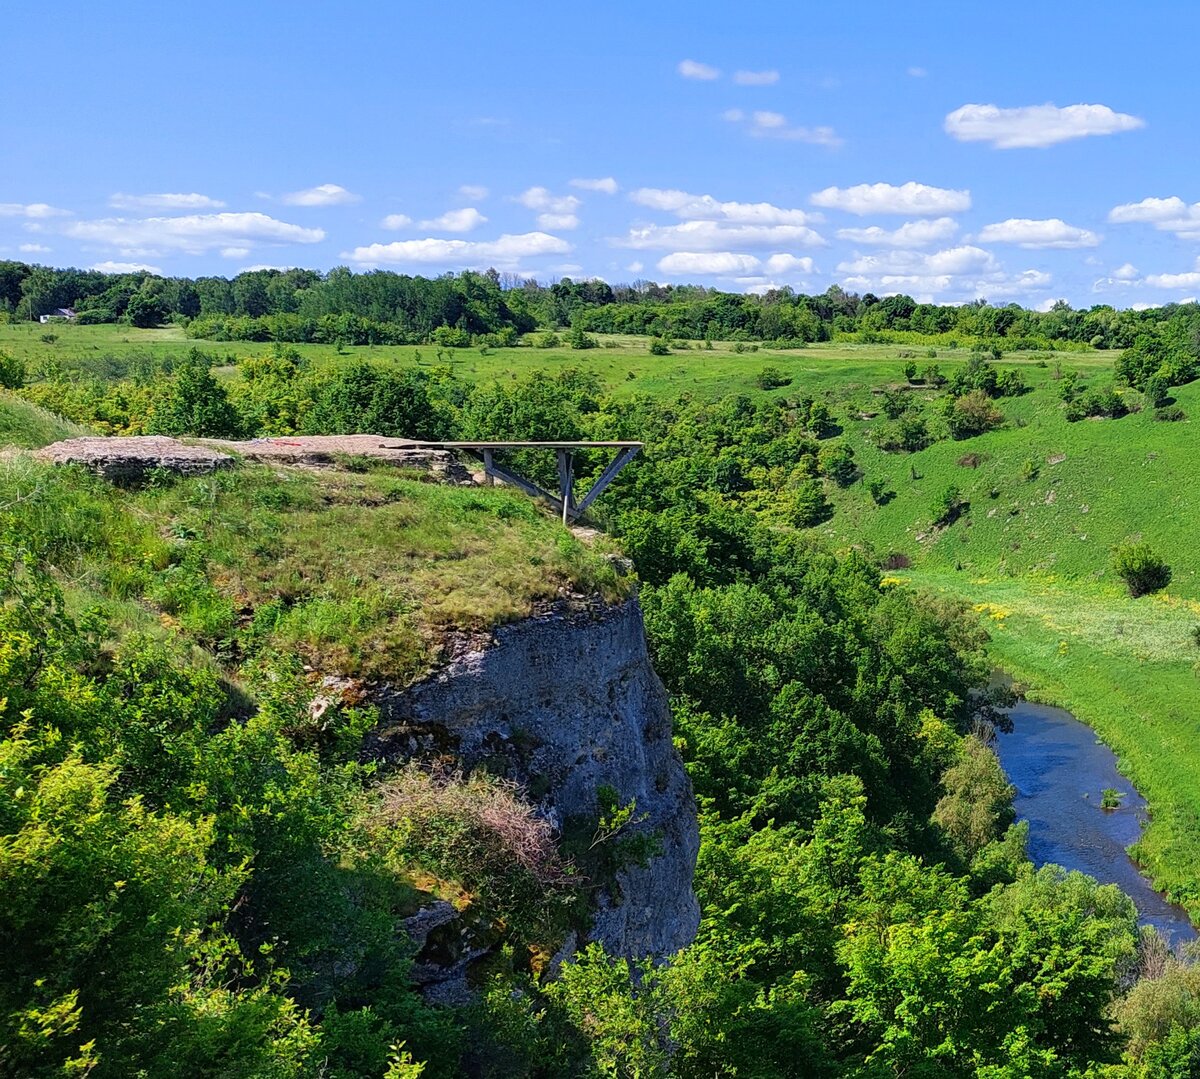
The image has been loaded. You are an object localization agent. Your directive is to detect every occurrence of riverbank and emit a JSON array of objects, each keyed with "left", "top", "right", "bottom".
[
  {"left": 908, "top": 569, "right": 1200, "bottom": 919},
  {"left": 995, "top": 697, "right": 1196, "bottom": 944}
]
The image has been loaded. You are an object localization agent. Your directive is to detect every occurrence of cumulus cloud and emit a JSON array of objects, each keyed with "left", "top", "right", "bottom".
[
  {"left": 281, "top": 183, "right": 360, "bottom": 206},
  {"left": 18, "top": 243, "right": 50, "bottom": 253},
  {"left": 724, "top": 109, "right": 842, "bottom": 146},
  {"left": 1145, "top": 271, "right": 1200, "bottom": 289},
  {"left": 92, "top": 260, "right": 163, "bottom": 275},
  {"left": 811, "top": 182, "right": 970, "bottom": 216},
  {"left": 458, "top": 184, "right": 489, "bottom": 201},
  {"left": 944, "top": 103, "right": 1145, "bottom": 149},
  {"left": 733, "top": 69, "right": 779, "bottom": 86},
  {"left": 627, "top": 261, "right": 644, "bottom": 274},
  {"left": 678, "top": 59, "right": 720, "bottom": 80},
  {"left": 109, "top": 192, "right": 225, "bottom": 210},
  {"left": 975, "top": 218, "right": 1101, "bottom": 249},
  {"left": 536, "top": 213, "right": 580, "bottom": 230},
  {"left": 763, "top": 253, "right": 814, "bottom": 274},
  {"left": 382, "top": 213, "right": 413, "bottom": 229},
  {"left": 570, "top": 177, "right": 619, "bottom": 194},
  {"left": 1035, "top": 298, "right": 1068, "bottom": 312},
  {"left": 63, "top": 212, "right": 325, "bottom": 254},
  {"left": 836, "top": 245, "right": 1049, "bottom": 301},
  {"left": 220, "top": 246, "right": 250, "bottom": 258},
  {"left": 1108, "top": 196, "right": 1200, "bottom": 238},
  {"left": 657, "top": 251, "right": 761, "bottom": 275},
  {"left": 343, "top": 231, "right": 570, "bottom": 268},
  {"left": 0, "top": 202, "right": 70, "bottom": 218},
  {"left": 629, "top": 188, "right": 818, "bottom": 226},
  {"left": 836, "top": 217, "right": 959, "bottom": 248},
  {"left": 419, "top": 207, "right": 488, "bottom": 232},
  {"left": 1112, "top": 262, "right": 1139, "bottom": 280},
  {"left": 618, "top": 220, "right": 826, "bottom": 251},
  {"left": 518, "top": 187, "right": 581, "bottom": 214}
]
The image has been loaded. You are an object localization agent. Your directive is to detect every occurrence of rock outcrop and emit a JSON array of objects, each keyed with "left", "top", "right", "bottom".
[
  {"left": 37, "top": 435, "right": 235, "bottom": 482},
  {"left": 368, "top": 597, "right": 700, "bottom": 964},
  {"left": 37, "top": 433, "right": 472, "bottom": 483}
]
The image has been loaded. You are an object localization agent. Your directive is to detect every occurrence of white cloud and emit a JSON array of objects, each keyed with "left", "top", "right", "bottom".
[
  {"left": 763, "top": 253, "right": 814, "bottom": 274},
  {"left": 63, "top": 212, "right": 325, "bottom": 254},
  {"left": 518, "top": 187, "right": 581, "bottom": 214},
  {"left": 723, "top": 109, "right": 842, "bottom": 146},
  {"left": 1035, "top": 297, "right": 1067, "bottom": 312},
  {"left": 343, "top": 231, "right": 570, "bottom": 268},
  {"left": 618, "top": 220, "right": 826, "bottom": 251},
  {"left": 627, "top": 261, "right": 644, "bottom": 273},
  {"left": 1112, "top": 262, "right": 1139, "bottom": 280},
  {"left": 419, "top": 207, "right": 488, "bottom": 232},
  {"left": 238, "top": 264, "right": 299, "bottom": 273},
  {"left": 839, "top": 246, "right": 998, "bottom": 277},
  {"left": 91, "top": 260, "right": 163, "bottom": 275},
  {"left": 1144, "top": 270, "right": 1200, "bottom": 289},
  {"left": 220, "top": 246, "right": 250, "bottom": 258},
  {"left": 733, "top": 69, "right": 779, "bottom": 86},
  {"left": 1108, "top": 196, "right": 1200, "bottom": 239},
  {"left": 975, "top": 218, "right": 1101, "bottom": 249},
  {"left": 569, "top": 177, "right": 619, "bottom": 194},
  {"left": 678, "top": 59, "right": 720, "bottom": 80},
  {"left": 629, "top": 188, "right": 818, "bottom": 226},
  {"left": 0, "top": 202, "right": 70, "bottom": 218},
  {"left": 109, "top": 192, "right": 225, "bottom": 210},
  {"left": 458, "top": 184, "right": 489, "bottom": 201},
  {"left": 836, "top": 246, "right": 1049, "bottom": 302},
  {"left": 18, "top": 243, "right": 50, "bottom": 253},
  {"left": 1130, "top": 302, "right": 1157, "bottom": 311},
  {"left": 382, "top": 213, "right": 413, "bottom": 229},
  {"left": 944, "top": 103, "right": 1145, "bottom": 149},
  {"left": 280, "top": 183, "right": 360, "bottom": 206},
  {"left": 657, "top": 251, "right": 761, "bottom": 275},
  {"left": 537, "top": 213, "right": 580, "bottom": 230},
  {"left": 811, "top": 181, "right": 970, "bottom": 215},
  {"left": 836, "top": 217, "right": 959, "bottom": 248},
  {"left": 907, "top": 66, "right": 928, "bottom": 78}
]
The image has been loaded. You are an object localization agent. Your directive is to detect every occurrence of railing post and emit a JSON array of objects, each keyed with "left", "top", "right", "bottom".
[{"left": 482, "top": 448, "right": 495, "bottom": 486}]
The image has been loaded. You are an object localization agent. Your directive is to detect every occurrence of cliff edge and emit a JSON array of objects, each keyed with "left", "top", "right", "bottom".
[{"left": 368, "top": 596, "right": 700, "bottom": 962}]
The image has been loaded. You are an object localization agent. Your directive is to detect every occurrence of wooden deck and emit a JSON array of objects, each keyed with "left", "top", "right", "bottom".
[{"left": 397, "top": 441, "right": 643, "bottom": 523}]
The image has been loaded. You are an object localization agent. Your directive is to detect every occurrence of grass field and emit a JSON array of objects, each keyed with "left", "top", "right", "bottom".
[{"left": 0, "top": 320, "right": 1119, "bottom": 402}]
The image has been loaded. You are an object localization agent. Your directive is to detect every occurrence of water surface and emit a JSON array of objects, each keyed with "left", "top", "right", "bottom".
[{"left": 994, "top": 698, "right": 1196, "bottom": 946}]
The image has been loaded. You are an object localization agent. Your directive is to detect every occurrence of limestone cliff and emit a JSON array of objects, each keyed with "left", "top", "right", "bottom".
[{"left": 367, "top": 596, "right": 700, "bottom": 963}]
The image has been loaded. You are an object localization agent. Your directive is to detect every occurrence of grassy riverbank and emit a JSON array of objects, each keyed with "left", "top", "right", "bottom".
[{"left": 909, "top": 569, "right": 1200, "bottom": 916}]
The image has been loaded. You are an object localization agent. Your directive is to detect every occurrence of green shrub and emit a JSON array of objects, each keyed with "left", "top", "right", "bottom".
[
  {"left": 755, "top": 366, "right": 791, "bottom": 391},
  {"left": 932, "top": 484, "right": 966, "bottom": 526},
  {"left": 0, "top": 349, "right": 26, "bottom": 390},
  {"left": 1155, "top": 404, "right": 1186, "bottom": 422},
  {"left": 1113, "top": 542, "right": 1172, "bottom": 597},
  {"left": 649, "top": 338, "right": 671, "bottom": 356}
]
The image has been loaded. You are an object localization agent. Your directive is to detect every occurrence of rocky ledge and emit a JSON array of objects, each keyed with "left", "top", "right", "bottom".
[{"left": 36, "top": 434, "right": 472, "bottom": 483}]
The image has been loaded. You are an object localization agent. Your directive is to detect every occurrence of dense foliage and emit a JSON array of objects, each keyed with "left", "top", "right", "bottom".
[
  {"left": 9, "top": 260, "right": 1200, "bottom": 355},
  {"left": 4, "top": 339, "right": 1200, "bottom": 1073}
]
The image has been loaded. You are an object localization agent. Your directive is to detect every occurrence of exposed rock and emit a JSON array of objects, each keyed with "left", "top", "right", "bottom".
[
  {"left": 368, "top": 597, "right": 700, "bottom": 963},
  {"left": 37, "top": 433, "right": 475, "bottom": 484},
  {"left": 200, "top": 434, "right": 473, "bottom": 482},
  {"left": 37, "top": 435, "right": 234, "bottom": 483}
]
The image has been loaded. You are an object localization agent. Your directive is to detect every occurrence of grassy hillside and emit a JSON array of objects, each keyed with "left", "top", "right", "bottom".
[
  {"left": 0, "top": 320, "right": 1117, "bottom": 401},
  {"left": 0, "top": 389, "right": 88, "bottom": 446},
  {"left": 0, "top": 454, "right": 627, "bottom": 686}
]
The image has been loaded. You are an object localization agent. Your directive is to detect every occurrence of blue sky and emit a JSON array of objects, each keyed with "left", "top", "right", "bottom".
[{"left": 4, "top": 0, "right": 1200, "bottom": 309}]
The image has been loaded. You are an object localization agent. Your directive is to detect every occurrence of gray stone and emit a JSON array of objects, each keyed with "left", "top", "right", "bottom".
[
  {"left": 36, "top": 436, "right": 234, "bottom": 483},
  {"left": 370, "top": 597, "right": 701, "bottom": 962}
]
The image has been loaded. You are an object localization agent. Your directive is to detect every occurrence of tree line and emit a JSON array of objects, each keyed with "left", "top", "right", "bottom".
[{"left": 3, "top": 259, "right": 1200, "bottom": 350}]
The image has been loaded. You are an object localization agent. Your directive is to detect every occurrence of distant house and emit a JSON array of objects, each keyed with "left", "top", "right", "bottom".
[{"left": 39, "top": 308, "right": 76, "bottom": 324}]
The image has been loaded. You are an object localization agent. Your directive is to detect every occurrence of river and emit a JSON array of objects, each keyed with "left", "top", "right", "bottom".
[{"left": 994, "top": 697, "right": 1196, "bottom": 946}]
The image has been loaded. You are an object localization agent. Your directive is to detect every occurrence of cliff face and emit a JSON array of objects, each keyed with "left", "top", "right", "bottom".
[{"left": 370, "top": 596, "right": 700, "bottom": 962}]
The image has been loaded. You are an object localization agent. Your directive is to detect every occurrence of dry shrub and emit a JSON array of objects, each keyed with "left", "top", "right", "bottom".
[
  {"left": 372, "top": 764, "right": 578, "bottom": 918},
  {"left": 882, "top": 551, "right": 912, "bottom": 570}
]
